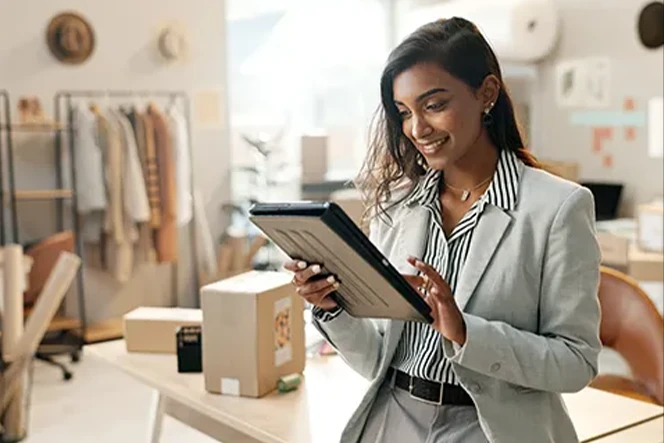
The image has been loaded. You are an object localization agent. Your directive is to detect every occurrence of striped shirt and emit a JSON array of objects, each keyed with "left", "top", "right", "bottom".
[
  {"left": 312, "top": 149, "right": 522, "bottom": 384},
  {"left": 391, "top": 148, "right": 522, "bottom": 384}
]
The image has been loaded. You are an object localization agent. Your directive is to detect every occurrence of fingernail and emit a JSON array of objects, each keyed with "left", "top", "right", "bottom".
[
  {"left": 334, "top": 282, "right": 340, "bottom": 289},
  {"left": 327, "top": 275, "right": 336, "bottom": 284},
  {"left": 297, "top": 261, "right": 307, "bottom": 270},
  {"left": 311, "top": 265, "right": 321, "bottom": 274}
]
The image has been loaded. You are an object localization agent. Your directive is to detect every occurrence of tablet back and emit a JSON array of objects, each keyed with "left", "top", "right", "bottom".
[{"left": 249, "top": 202, "right": 432, "bottom": 323}]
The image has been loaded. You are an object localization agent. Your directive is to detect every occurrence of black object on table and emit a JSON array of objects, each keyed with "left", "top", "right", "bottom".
[{"left": 176, "top": 326, "right": 202, "bottom": 373}]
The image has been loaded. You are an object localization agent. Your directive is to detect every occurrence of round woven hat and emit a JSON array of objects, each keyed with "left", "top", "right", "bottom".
[
  {"left": 46, "top": 12, "right": 95, "bottom": 64},
  {"left": 637, "top": 2, "right": 664, "bottom": 49}
]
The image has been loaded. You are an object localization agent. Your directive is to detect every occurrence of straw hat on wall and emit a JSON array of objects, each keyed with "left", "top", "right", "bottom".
[{"left": 46, "top": 12, "right": 96, "bottom": 64}]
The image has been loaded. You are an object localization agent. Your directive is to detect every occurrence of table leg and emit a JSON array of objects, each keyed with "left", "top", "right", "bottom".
[{"left": 147, "top": 389, "right": 166, "bottom": 443}]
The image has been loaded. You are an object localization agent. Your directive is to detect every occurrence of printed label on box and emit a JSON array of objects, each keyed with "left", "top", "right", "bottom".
[
  {"left": 274, "top": 297, "right": 293, "bottom": 367},
  {"left": 221, "top": 378, "right": 240, "bottom": 396}
]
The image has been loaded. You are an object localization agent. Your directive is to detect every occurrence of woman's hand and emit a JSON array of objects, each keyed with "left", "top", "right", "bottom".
[
  {"left": 283, "top": 260, "right": 339, "bottom": 311},
  {"left": 403, "top": 256, "right": 467, "bottom": 346}
]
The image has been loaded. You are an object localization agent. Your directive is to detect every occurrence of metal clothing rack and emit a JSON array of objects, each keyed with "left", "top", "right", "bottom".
[{"left": 53, "top": 90, "right": 201, "bottom": 340}]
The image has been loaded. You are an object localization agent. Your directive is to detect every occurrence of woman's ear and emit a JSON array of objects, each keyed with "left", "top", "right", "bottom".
[{"left": 479, "top": 75, "right": 501, "bottom": 110}]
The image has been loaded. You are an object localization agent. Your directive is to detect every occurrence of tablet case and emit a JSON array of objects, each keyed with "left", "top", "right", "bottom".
[{"left": 249, "top": 201, "right": 433, "bottom": 323}]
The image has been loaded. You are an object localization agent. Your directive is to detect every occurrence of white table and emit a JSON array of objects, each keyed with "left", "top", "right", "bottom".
[
  {"left": 88, "top": 340, "right": 664, "bottom": 443},
  {"left": 593, "top": 416, "right": 663, "bottom": 442}
]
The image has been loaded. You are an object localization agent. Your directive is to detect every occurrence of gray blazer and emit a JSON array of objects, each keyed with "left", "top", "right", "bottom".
[{"left": 313, "top": 162, "right": 602, "bottom": 443}]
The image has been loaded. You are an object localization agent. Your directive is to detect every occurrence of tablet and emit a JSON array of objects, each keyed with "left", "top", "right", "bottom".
[{"left": 248, "top": 201, "right": 433, "bottom": 323}]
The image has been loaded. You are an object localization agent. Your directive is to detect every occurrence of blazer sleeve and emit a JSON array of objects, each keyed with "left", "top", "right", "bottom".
[
  {"left": 443, "top": 186, "right": 602, "bottom": 393},
  {"left": 312, "top": 216, "right": 387, "bottom": 381}
]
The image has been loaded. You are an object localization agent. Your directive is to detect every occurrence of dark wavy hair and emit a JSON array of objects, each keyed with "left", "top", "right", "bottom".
[{"left": 356, "top": 17, "right": 539, "bottom": 223}]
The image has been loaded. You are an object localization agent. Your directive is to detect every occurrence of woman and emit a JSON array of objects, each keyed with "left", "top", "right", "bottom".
[{"left": 285, "top": 17, "right": 601, "bottom": 443}]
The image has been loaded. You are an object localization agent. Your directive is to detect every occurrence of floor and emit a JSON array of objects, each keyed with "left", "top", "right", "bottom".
[{"left": 25, "top": 352, "right": 216, "bottom": 443}]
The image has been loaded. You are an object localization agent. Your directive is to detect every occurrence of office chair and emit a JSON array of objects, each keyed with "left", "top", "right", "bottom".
[
  {"left": 24, "top": 231, "right": 79, "bottom": 381},
  {"left": 591, "top": 266, "right": 664, "bottom": 405}
]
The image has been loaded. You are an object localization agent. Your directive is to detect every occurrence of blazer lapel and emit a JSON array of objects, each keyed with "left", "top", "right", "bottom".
[{"left": 455, "top": 205, "right": 513, "bottom": 311}]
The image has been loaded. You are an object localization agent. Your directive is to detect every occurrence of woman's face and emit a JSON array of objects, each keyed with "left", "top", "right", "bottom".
[{"left": 393, "top": 61, "right": 488, "bottom": 171}]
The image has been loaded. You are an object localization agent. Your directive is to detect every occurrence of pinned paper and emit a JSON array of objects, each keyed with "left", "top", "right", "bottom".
[
  {"left": 583, "top": 57, "right": 611, "bottom": 108},
  {"left": 193, "top": 89, "right": 224, "bottom": 129},
  {"left": 623, "top": 98, "right": 637, "bottom": 140},
  {"left": 592, "top": 127, "right": 613, "bottom": 153},
  {"left": 602, "top": 154, "right": 613, "bottom": 168},
  {"left": 555, "top": 60, "right": 585, "bottom": 107},
  {"left": 555, "top": 57, "right": 611, "bottom": 108},
  {"left": 569, "top": 111, "right": 646, "bottom": 127},
  {"left": 648, "top": 96, "right": 663, "bottom": 158}
]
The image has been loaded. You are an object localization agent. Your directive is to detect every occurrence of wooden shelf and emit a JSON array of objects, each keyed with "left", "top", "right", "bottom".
[
  {"left": 24, "top": 307, "right": 81, "bottom": 332},
  {"left": 73, "top": 317, "right": 124, "bottom": 344},
  {"left": 0, "top": 122, "right": 66, "bottom": 132},
  {"left": 5, "top": 189, "right": 73, "bottom": 202}
]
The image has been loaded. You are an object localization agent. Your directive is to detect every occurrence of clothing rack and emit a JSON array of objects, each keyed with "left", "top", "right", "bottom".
[{"left": 53, "top": 90, "right": 201, "bottom": 342}]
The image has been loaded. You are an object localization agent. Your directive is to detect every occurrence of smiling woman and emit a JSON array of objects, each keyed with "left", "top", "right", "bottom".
[
  {"left": 299, "top": 16, "right": 603, "bottom": 443},
  {"left": 357, "top": 17, "right": 539, "bottom": 221}
]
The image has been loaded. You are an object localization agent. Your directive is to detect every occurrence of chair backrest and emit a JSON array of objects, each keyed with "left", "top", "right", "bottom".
[{"left": 598, "top": 266, "right": 664, "bottom": 404}]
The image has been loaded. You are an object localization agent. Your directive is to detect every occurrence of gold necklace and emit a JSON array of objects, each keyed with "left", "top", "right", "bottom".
[{"left": 444, "top": 174, "right": 493, "bottom": 201}]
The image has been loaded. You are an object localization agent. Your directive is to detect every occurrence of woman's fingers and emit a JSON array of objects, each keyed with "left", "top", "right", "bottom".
[
  {"left": 298, "top": 275, "right": 339, "bottom": 296},
  {"left": 283, "top": 259, "right": 308, "bottom": 273},
  {"left": 295, "top": 264, "right": 323, "bottom": 283},
  {"left": 407, "top": 257, "right": 445, "bottom": 286},
  {"left": 301, "top": 281, "right": 340, "bottom": 309},
  {"left": 402, "top": 274, "right": 425, "bottom": 289}
]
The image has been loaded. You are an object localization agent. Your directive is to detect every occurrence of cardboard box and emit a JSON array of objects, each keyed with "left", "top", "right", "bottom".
[
  {"left": 201, "top": 271, "right": 305, "bottom": 398},
  {"left": 540, "top": 160, "right": 579, "bottom": 182},
  {"left": 597, "top": 231, "right": 630, "bottom": 267},
  {"left": 636, "top": 203, "right": 664, "bottom": 253},
  {"left": 301, "top": 134, "right": 328, "bottom": 184},
  {"left": 331, "top": 188, "right": 367, "bottom": 233},
  {"left": 123, "top": 307, "right": 202, "bottom": 354},
  {"left": 628, "top": 243, "right": 664, "bottom": 282}
]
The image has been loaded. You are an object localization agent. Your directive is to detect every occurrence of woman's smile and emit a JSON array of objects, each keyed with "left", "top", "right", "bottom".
[{"left": 418, "top": 135, "right": 450, "bottom": 155}]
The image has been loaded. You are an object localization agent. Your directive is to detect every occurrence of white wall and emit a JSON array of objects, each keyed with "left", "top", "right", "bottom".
[
  {"left": 532, "top": 0, "right": 663, "bottom": 215},
  {"left": 0, "top": 1, "right": 231, "bottom": 321}
]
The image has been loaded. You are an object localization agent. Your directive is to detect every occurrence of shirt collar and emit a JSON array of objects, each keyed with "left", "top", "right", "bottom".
[
  {"left": 404, "top": 168, "right": 441, "bottom": 207},
  {"left": 482, "top": 149, "right": 522, "bottom": 211},
  {"left": 404, "top": 149, "right": 523, "bottom": 210}
]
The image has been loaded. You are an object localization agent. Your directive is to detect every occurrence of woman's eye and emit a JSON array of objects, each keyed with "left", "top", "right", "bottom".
[
  {"left": 426, "top": 102, "right": 446, "bottom": 111},
  {"left": 398, "top": 110, "right": 411, "bottom": 119}
]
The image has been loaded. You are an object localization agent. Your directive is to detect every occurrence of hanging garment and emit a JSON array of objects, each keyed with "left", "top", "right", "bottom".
[
  {"left": 94, "top": 108, "right": 135, "bottom": 283},
  {"left": 72, "top": 104, "right": 106, "bottom": 243},
  {"left": 112, "top": 110, "right": 150, "bottom": 223},
  {"left": 139, "top": 112, "right": 162, "bottom": 229},
  {"left": 167, "top": 107, "right": 193, "bottom": 226},
  {"left": 126, "top": 109, "right": 157, "bottom": 264},
  {"left": 148, "top": 104, "right": 178, "bottom": 263}
]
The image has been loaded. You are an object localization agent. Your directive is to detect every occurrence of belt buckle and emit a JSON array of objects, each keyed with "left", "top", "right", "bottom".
[{"left": 408, "top": 375, "right": 443, "bottom": 406}]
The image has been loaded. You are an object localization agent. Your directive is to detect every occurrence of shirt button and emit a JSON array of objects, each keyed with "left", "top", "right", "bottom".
[{"left": 490, "top": 363, "right": 501, "bottom": 373}]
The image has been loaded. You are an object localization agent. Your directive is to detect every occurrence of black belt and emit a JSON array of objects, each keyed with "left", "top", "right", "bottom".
[{"left": 387, "top": 368, "right": 474, "bottom": 406}]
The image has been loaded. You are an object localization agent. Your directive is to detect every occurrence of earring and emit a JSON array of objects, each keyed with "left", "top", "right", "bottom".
[{"left": 482, "top": 101, "right": 494, "bottom": 126}]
